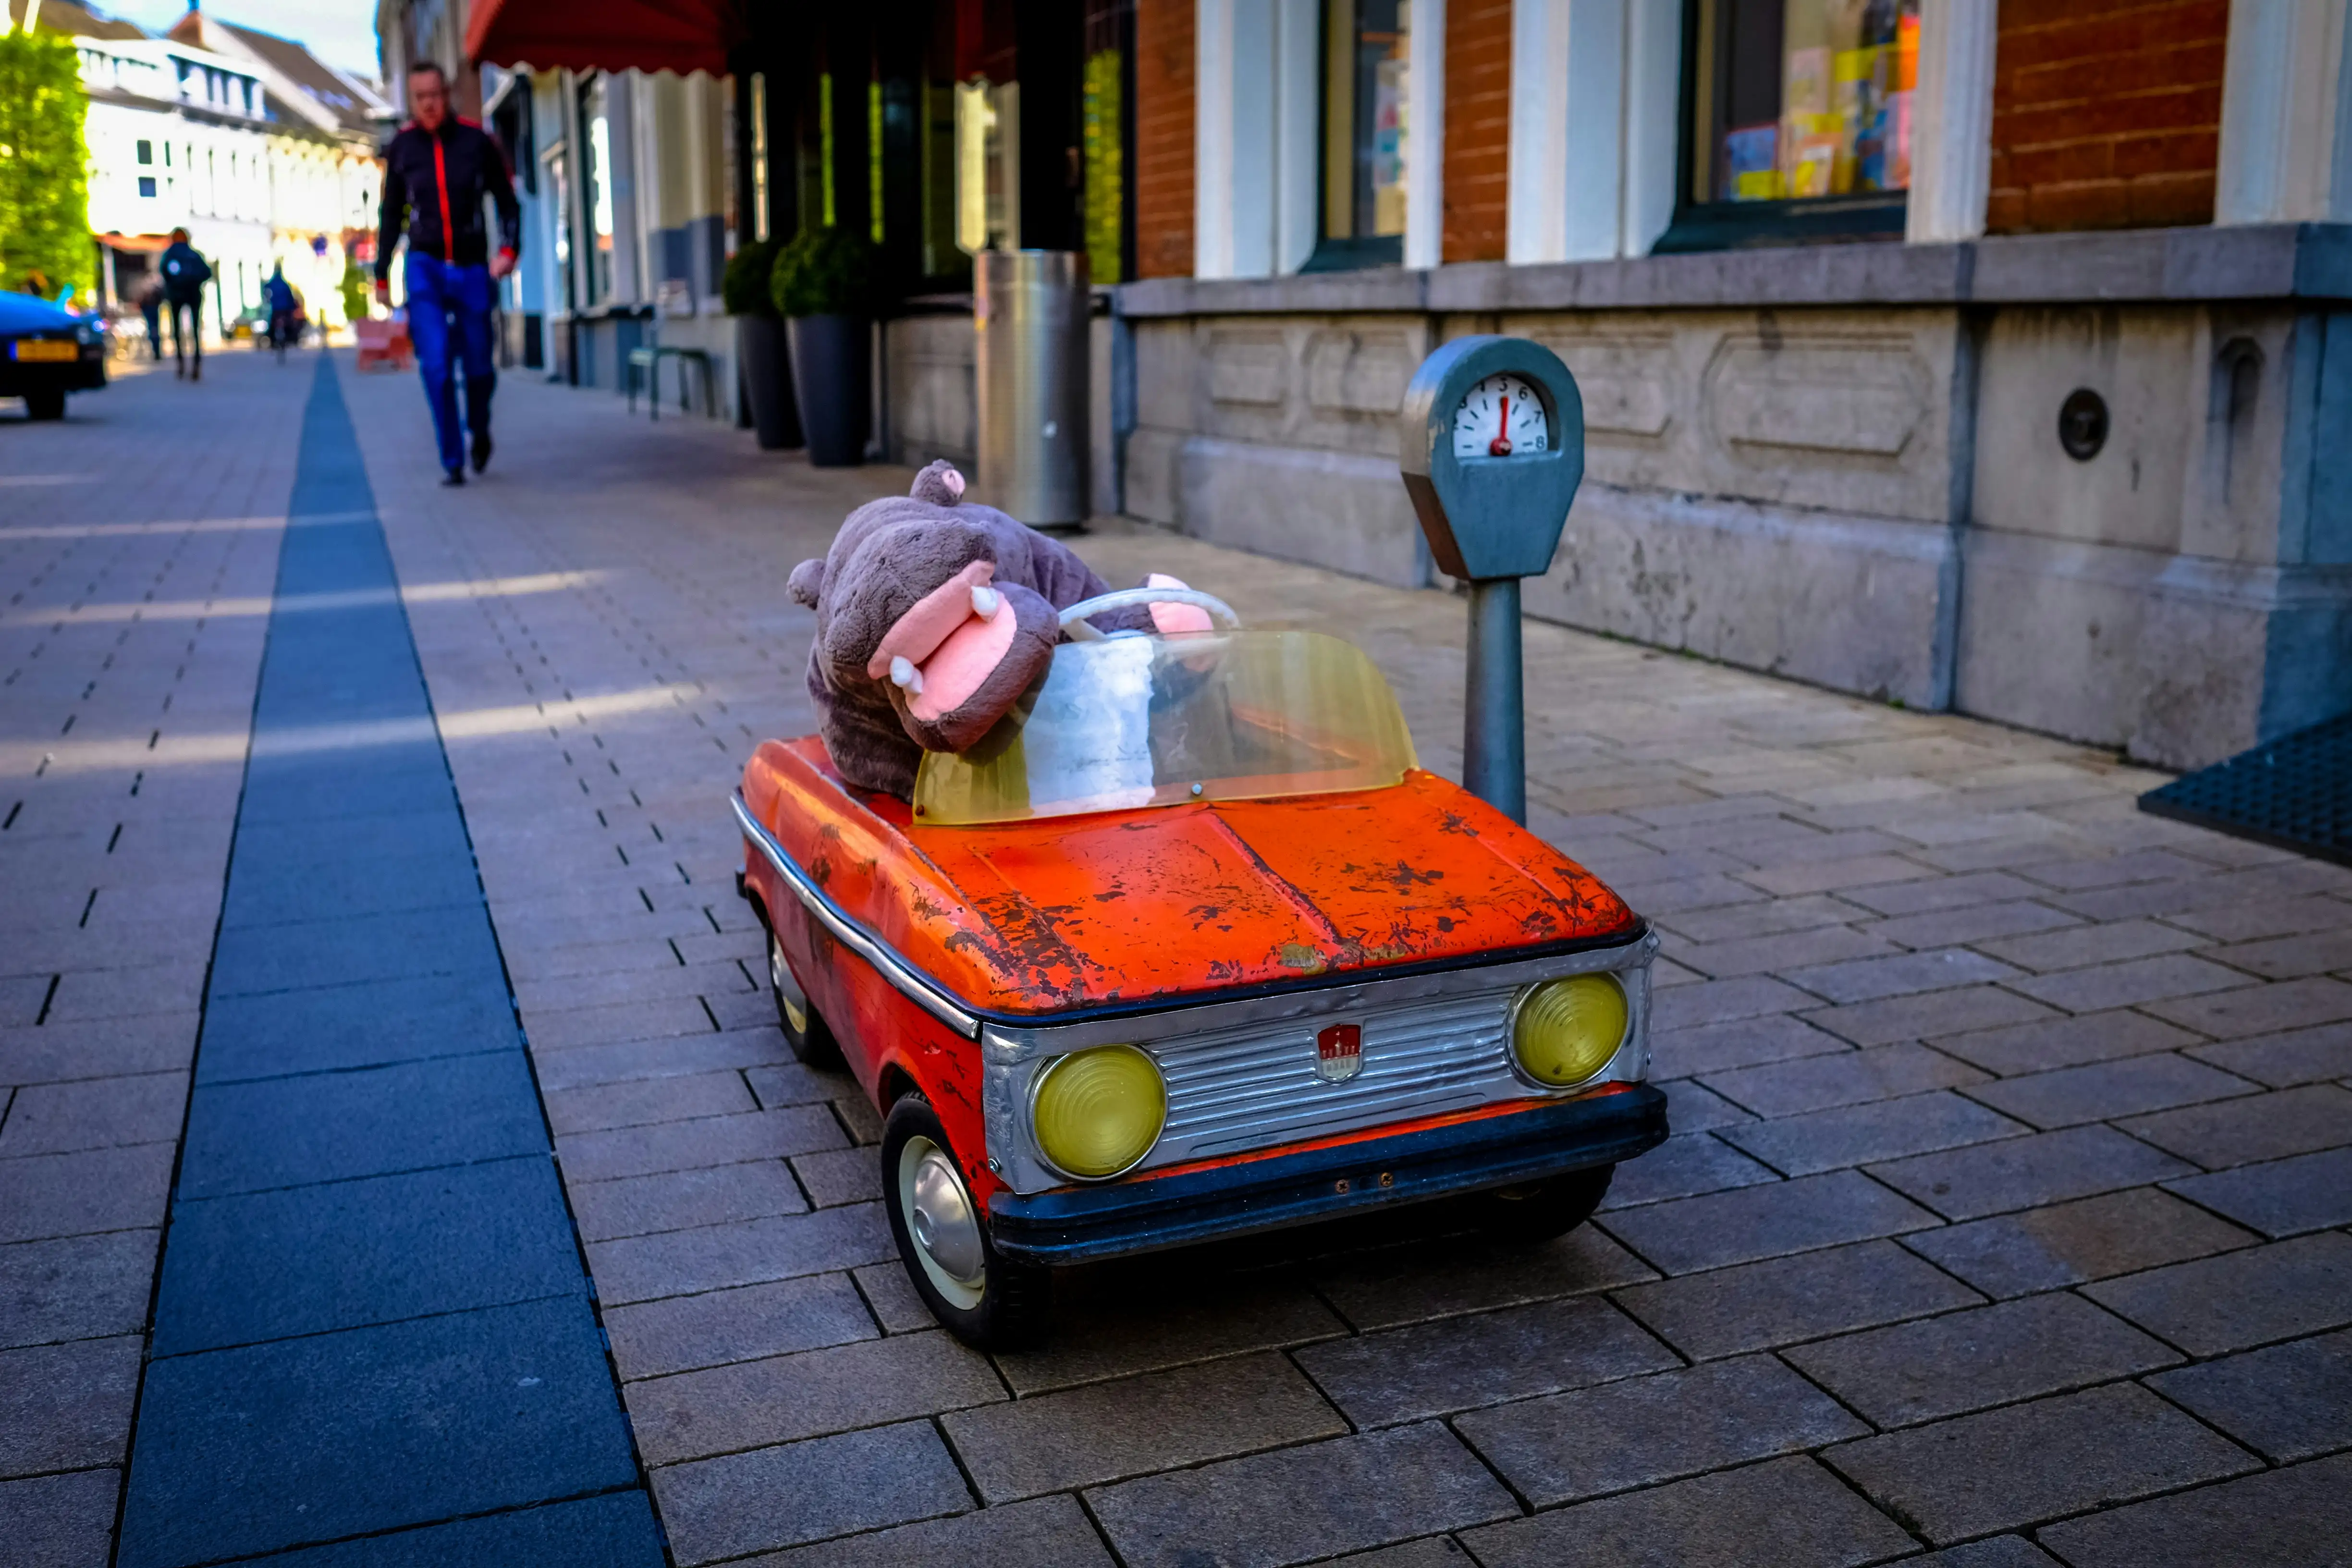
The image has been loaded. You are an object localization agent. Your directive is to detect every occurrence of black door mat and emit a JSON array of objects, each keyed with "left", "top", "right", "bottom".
[{"left": 2140, "top": 710, "right": 2352, "bottom": 868}]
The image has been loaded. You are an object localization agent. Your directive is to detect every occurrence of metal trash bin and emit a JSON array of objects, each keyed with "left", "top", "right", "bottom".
[{"left": 976, "top": 250, "right": 1089, "bottom": 526}]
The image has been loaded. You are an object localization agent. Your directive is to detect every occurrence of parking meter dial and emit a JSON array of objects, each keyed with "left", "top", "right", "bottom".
[{"left": 1451, "top": 373, "right": 1550, "bottom": 459}]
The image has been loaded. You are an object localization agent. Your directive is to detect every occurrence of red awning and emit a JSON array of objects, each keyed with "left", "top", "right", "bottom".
[{"left": 465, "top": 0, "right": 744, "bottom": 76}]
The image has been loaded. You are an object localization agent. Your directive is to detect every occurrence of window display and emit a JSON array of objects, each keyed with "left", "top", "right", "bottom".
[
  {"left": 1690, "top": 0, "right": 1919, "bottom": 208},
  {"left": 1322, "top": 0, "right": 1409, "bottom": 251}
]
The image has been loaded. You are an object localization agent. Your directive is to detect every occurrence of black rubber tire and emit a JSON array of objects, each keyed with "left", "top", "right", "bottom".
[
  {"left": 23, "top": 390, "right": 65, "bottom": 421},
  {"left": 880, "top": 1094, "right": 1052, "bottom": 1350},
  {"left": 1470, "top": 1164, "right": 1616, "bottom": 1244},
  {"left": 762, "top": 913, "right": 842, "bottom": 1068}
]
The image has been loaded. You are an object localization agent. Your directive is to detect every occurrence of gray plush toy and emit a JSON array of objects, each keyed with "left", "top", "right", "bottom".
[{"left": 788, "top": 460, "right": 1206, "bottom": 799}]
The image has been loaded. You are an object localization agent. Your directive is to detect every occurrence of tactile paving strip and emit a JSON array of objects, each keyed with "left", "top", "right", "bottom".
[{"left": 2140, "top": 711, "right": 2352, "bottom": 869}]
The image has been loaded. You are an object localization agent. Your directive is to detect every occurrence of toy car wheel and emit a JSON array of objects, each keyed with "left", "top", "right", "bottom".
[
  {"left": 1470, "top": 1164, "right": 1615, "bottom": 1244},
  {"left": 881, "top": 1094, "right": 1051, "bottom": 1350},
  {"left": 764, "top": 920, "right": 841, "bottom": 1067}
]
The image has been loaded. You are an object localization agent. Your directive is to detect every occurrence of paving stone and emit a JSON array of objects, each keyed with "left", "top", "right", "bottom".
[
  {"left": 1901, "top": 1186, "right": 2254, "bottom": 1298},
  {"left": 119, "top": 1294, "right": 641, "bottom": 1568},
  {"left": 0, "top": 1468, "right": 120, "bottom": 1568},
  {"left": 624, "top": 1328, "right": 1004, "bottom": 1464},
  {"left": 0, "top": 1229, "right": 159, "bottom": 1349},
  {"left": 544, "top": 1069, "right": 757, "bottom": 1135},
  {"left": 1656, "top": 1078, "right": 1752, "bottom": 1131},
  {"left": 1648, "top": 1014, "right": 1853, "bottom": 1077},
  {"left": 744, "top": 1061, "right": 841, "bottom": 1108},
  {"left": 2147, "top": 1327, "right": 2352, "bottom": 1463},
  {"left": 234, "top": 1491, "right": 667, "bottom": 1567},
  {"left": 1788, "top": 1291, "right": 2179, "bottom": 1428},
  {"left": 1613, "top": 1237, "right": 1981, "bottom": 1359},
  {"left": 0, "top": 1335, "right": 141, "bottom": 1475},
  {"left": 2169, "top": 894, "right": 2352, "bottom": 943},
  {"left": 1928, "top": 1008, "right": 2204, "bottom": 1075},
  {"left": 2085, "top": 1232, "right": 2352, "bottom": 1355},
  {"left": 195, "top": 975, "right": 521, "bottom": 1083},
  {"left": 2120, "top": 1083, "right": 2352, "bottom": 1169},
  {"left": 571, "top": 1160, "right": 808, "bottom": 1243},
  {"left": 2006, "top": 953, "right": 2254, "bottom": 1014},
  {"left": 649, "top": 1420, "right": 973, "bottom": 1566},
  {"left": 1906, "top": 1540, "right": 2061, "bottom": 1568},
  {"left": 1800, "top": 984, "right": 2056, "bottom": 1049},
  {"left": 1976, "top": 918, "right": 2206, "bottom": 974},
  {"left": 1599, "top": 1169, "right": 1938, "bottom": 1274},
  {"left": 851, "top": 1262, "right": 937, "bottom": 1334},
  {"left": 2035, "top": 1451, "right": 2352, "bottom": 1568},
  {"left": 525, "top": 997, "right": 717, "bottom": 1052},
  {"left": 529, "top": 1029, "right": 792, "bottom": 1092},
  {"left": 995, "top": 1278, "right": 1344, "bottom": 1395},
  {"left": 2146, "top": 976, "right": 2352, "bottom": 1040},
  {"left": 1461, "top": 1454, "right": 1915, "bottom": 1568},
  {"left": 1317, "top": 1539, "right": 1473, "bottom": 1568},
  {"left": 0, "top": 1016, "right": 196, "bottom": 1089},
  {"left": 1862, "top": 899, "right": 2082, "bottom": 952},
  {"left": 1456, "top": 1355, "right": 1866, "bottom": 1507},
  {"left": 1086, "top": 1422, "right": 1517, "bottom": 1568},
  {"left": 1781, "top": 947, "right": 2022, "bottom": 1006},
  {"left": 1825, "top": 1381, "right": 2256, "bottom": 1544},
  {"left": 177, "top": 1053, "right": 548, "bottom": 1197},
  {"left": 0, "top": 1073, "right": 187, "bottom": 1157},
  {"left": 943, "top": 1351, "right": 1344, "bottom": 1503},
  {"left": 556, "top": 1105, "right": 845, "bottom": 1183},
  {"left": 0, "top": 1141, "right": 175, "bottom": 1243},
  {"left": 791, "top": 1146, "right": 881, "bottom": 1207},
  {"left": 1720, "top": 1090, "right": 2025, "bottom": 1176},
  {"left": 1841, "top": 871, "right": 2047, "bottom": 917},
  {"left": 745, "top": 1493, "right": 1114, "bottom": 1568},
  {"left": 2190, "top": 1020, "right": 2352, "bottom": 1087},
  {"left": 1673, "top": 924, "right": 1897, "bottom": 980},
  {"left": 1961, "top": 1052, "right": 2260, "bottom": 1129},
  {"left": 151, "top": 1155, "right": 584, "bottom": 1355},
  {"left": 1659, "top": 893, "right": 1862, "bottom": 946},
  {"left": 1651, "top": 976, "right": 1832, "bottom": 1031},
  {"left": 1703, "top": 1042, "right": 1987, "bottom": 1118},
  {"left": 1868, "top": 1124, "right": 2197, "bottom": 1220},
  {"left": 1312, "top": 1224, "right": 1654, "bottom": 1330},
  {"left": 1599, "top": 1132, "right": 1781, "bottom": 1207},
  {"left": 2168, "top": 1146, "right": 2352, "bottom": 1237},
  {"left": 2210, "top": 925, "right": 2352, "bottom": 980},
  {"left": 602, "top": 1273, "right": 877, "bottom": 1381},
  {"left": 1292, "top": 1293, "right": 1677, "bottom": 1426},
  {"left": 1737, "top": 855, "right": 1934, "bottom": 899}
]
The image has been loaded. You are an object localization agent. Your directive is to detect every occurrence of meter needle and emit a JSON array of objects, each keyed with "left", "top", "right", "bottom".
[{"left": 1489, "top": 393, "right": 1514, "bottom": 457}]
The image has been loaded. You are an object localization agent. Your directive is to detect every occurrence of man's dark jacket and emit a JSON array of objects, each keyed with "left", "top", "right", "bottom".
[
  {"left": 158, "top": 242, "right": 211, "bottom": 306},
  {"left": 376, "top": 118, "right": 521, "bottom": 281}
]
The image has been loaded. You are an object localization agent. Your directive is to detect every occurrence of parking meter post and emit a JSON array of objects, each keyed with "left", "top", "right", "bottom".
[{"left": 1464, "top": 577, "right": 1527, "bottom": 823}]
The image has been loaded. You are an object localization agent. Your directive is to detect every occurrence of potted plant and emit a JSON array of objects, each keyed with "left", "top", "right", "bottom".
[
  {"left": 771, "top": 225, "right": 878, "bottom": 467},
  {"left": 724, "top": 238, "right": 798, "bottom": 450}
]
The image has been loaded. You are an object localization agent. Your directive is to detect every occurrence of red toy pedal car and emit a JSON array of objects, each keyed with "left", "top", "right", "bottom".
[{"left": 735, "top": 596, "right": 1666, "bottom": 1347}]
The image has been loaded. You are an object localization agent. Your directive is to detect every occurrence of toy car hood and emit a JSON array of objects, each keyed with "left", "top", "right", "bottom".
[{"left": 744, "top": 736, "right": 1638, "bottom": 1018}]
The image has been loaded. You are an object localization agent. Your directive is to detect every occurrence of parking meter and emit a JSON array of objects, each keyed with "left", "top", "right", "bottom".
[{"left": 1398, "top": 336, "right": 1585, "bottom": 824}]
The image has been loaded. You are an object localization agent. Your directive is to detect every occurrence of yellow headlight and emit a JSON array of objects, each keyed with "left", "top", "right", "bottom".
[
  {"left": 1032, "top": 1044, "right": 1166, "bottom": 1178},
  {"left": 1513, "top": 974, "right": 1629, "bottom": 1088}
]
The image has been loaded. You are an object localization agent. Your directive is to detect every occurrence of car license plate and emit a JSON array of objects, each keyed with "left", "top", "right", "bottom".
[{"left": 12, "top": 340, "right": 77, "bottom": 362}]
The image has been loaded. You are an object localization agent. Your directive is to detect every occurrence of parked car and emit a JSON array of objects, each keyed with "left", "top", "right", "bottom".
[
  {"left": 227, "top": 304, "right": 270, "bottom": 343},
  {"left": 0, "top": 293, "right": 107, "bottom": 421},
  {"left": 734, "top": 594, "right": 1667, "bottom": 1347}
]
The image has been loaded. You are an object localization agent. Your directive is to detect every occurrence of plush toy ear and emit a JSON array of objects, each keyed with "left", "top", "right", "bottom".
[
  {"left": 787, "top": 558, "right": 826, "bottom": 608},
  {"left": 909, "top": 460, "right": 967, "bottom": 507}
]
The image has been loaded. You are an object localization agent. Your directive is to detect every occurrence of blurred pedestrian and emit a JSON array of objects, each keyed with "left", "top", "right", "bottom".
[
  {"left": 159, "top": 229, "right": 212, "bottom": 382},
  {"left": 376, "top": 61, "right": 520, "bottom": 485},
  {"left": 265, "top": 262, "right": 299, "bottom": 361},
  {"left": 135, "top": 271, "right": 164, "bottom": 361}
]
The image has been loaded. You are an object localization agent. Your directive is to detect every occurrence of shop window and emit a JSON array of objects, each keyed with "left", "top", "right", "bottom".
[
  {"left": 1664, "top": 0, "right": 1917, "bottom": 252},
  {"left": 1081, "top": 0, "right": 1133, "bottom": 285},
  {"left": 136, "top": 139, "right": 153, "bottom": 165},
  {"left": 138, "top": 176, "right": 157, "bottom": 198},
  {"left": 1311, "top": 0, "right": 1409, "bottom": 270},
  {"left": 580, "top": 75, "right": 615, "bottom": 306}
]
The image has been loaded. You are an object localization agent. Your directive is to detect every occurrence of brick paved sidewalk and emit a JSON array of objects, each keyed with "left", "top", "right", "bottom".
[{"left": 5, "top": 352, "right": 2349, "bottom": 1565}]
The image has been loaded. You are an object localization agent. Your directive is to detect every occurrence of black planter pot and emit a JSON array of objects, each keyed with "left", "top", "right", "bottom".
[
  {"left": 786, "top": 313, "right": 871, "bottom": 467},
  {"left": 736, "top": 315, "right": 801, "bottom": 450}
]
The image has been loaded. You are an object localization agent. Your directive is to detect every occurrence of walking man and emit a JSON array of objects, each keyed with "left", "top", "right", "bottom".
[
  {"left": 264, "top": 263, "right": 299, "bottom": 361},
  {"left": 159, "top": 229, "right": 211, "bottom": 381},
  {"left": 135, "top": 270, "right": 163, "bottom": 362},
  {"left": 375, "top": 61, "right": 519, "bottom": 486}
]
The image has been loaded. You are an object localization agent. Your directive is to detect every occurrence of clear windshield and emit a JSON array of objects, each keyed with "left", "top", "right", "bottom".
[{"left": 912, "top": 629, "right": 1418, "bottom": 825}]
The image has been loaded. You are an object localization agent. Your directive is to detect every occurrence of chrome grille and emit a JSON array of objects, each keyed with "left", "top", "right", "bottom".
[{"left": 1148, "top": 989, "right": 1521, "bottom": 1164}]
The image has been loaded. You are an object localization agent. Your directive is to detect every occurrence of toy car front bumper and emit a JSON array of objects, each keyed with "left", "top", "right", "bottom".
[{"left": 985, "top": 1083, "right": 1668, "bottom": 1265}]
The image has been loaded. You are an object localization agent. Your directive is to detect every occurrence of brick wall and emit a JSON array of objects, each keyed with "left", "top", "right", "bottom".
[
  {"left": 1135, "top": 0, "right": 1195, "bottom": 277},
  {"left": 1986, "top": 0, "right": 2229, "bottom": 234},
  {"left": 1441, "top": 0, "right": 1512, "bottom": 261}
]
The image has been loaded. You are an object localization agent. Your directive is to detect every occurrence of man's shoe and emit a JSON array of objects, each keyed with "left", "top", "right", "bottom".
[
  {"left": 190, "top": 364, "right": 200, "bottom": 382},
  {"left": 470, "top": 430, "right": 492, "bottom": 474},
  {"left": 441, "top": 467, "right": 466, "bottom": 487}
]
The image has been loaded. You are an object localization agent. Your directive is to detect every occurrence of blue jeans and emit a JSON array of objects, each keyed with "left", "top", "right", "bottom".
[{"left": 404, "top": 254, "right": 496, "bottom": 473}]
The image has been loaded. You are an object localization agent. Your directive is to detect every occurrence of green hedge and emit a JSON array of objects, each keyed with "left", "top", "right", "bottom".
[
  {"left": 771, "top": 225, "right": 878, "bottom": 318},
  {"left": 722, "top": 238, "right": 782, "bottom": 317}
]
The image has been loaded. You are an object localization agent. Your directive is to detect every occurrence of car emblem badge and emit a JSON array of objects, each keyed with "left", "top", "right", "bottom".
[{"left": 1316, "top": 1023, "right": 1364, "bottom": 1082}]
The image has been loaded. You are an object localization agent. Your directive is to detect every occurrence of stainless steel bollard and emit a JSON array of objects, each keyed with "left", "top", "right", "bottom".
[{"left": 976, "top": 250, "right": 1090, "bottom": 526}]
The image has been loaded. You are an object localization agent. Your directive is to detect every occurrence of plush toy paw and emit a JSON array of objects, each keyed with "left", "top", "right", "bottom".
[{"left": 872, "top": 570, "right": 1059, "bottom": 754}]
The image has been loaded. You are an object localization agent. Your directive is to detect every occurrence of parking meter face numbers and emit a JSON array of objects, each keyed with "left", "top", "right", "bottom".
[{"left": 1451, "top": 373, "right": 1550, "bottom": 459}]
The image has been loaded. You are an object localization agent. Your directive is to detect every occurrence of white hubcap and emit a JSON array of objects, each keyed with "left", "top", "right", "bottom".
[
  {"left": 898, "top": 1135, "right": 985, "bottom": 1309},
  {"left": 769, "top": 932, "right": 808, "bottom": 1035}
]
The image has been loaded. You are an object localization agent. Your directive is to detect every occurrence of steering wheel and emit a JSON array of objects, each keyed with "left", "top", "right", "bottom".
[{"left": 1058, "top": 587, "right": 1241, "bottom": 642}]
